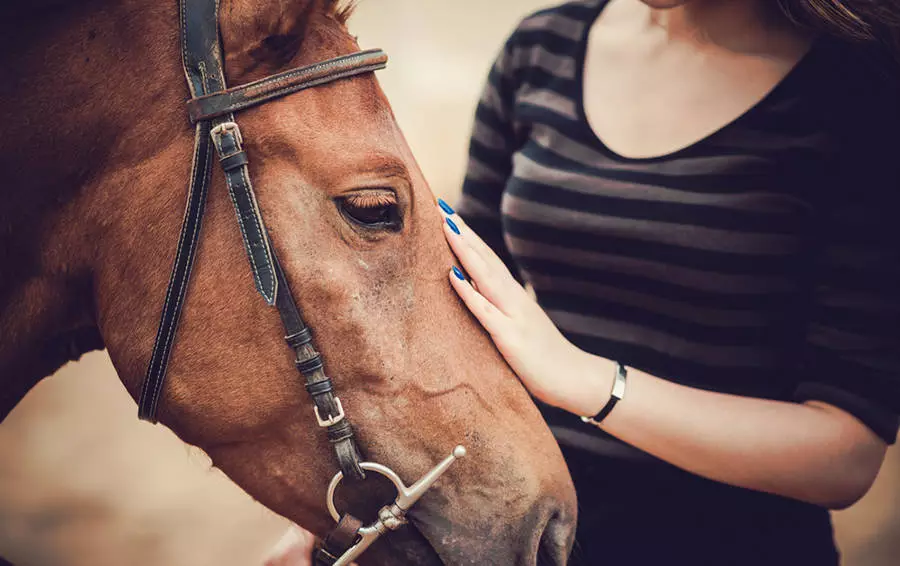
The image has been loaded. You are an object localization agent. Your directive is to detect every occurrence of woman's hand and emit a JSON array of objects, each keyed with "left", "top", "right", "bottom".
[
  {"left": 263, "top": 525, "right": 315, "bottom": 566},
  {"left": 438, "top": 200, "right": 612, "bottom": 417},
  {"left": 262, "top": 525, "right": 359, "bottom": 566}
]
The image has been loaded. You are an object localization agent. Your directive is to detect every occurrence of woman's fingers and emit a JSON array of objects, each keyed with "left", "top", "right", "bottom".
[
  {"left": 263, "top": 525, "right": 315, "bottom": 566},
  {"left": 442, "top": 217, "right": 513, "bottom": 312},
  {"left": 263, "top": 525, "right": 357, "bottom": 566},
  {"left": 448, "top": 266, "right": 510, "bottom": 338},
  {"left": 438, "top": 200, "right": 511, "bottom": 273},
  {"left": 439, "top": 201, "right": 525, "bottom": 315}
]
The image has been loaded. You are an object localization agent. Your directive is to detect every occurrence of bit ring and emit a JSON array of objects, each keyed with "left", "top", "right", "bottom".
[
  {"left": 326, "top": 462, "right": 407, "bottom": 524},
  {"left": 326, "top": 445, "right": 466, "bottom": 527}
]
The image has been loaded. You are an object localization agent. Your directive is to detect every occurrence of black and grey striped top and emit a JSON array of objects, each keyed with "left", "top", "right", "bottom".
[{"left": 458, "top": 0, "right": 900, "bottom": 447}]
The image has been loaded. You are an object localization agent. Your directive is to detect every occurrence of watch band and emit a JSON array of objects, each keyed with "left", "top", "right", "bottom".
[{"left": 581, "top": 362, "right": 627, "bottom": 427}]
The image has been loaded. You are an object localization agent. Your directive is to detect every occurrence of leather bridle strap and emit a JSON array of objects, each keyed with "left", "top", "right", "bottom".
[
  {"left": 273, "top": 255, "right": 364, "bottom": 479},
  {"left": 313, "top": 514, "right": 365, "bottom": 566},
  {"left": 137, "top": 0, "right": 222, "bottom": 421},
  {"left": 187, "top": 49, "right": 388, "bottom": 123},
  {"left": 138, "top": 0, "right": 383, "bottom": 481},
  {"left": 209, "top": 120, "right": 278, "bottom": 304}
]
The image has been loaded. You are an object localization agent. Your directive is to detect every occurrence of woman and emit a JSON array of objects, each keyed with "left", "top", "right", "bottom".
[{"left": 441, "top": 0, "right": 899, "bottom": 564}]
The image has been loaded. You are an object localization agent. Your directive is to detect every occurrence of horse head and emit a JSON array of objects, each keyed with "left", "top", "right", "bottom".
[{"left": 0, "top": 1, "right": 577, "bottom": 563}]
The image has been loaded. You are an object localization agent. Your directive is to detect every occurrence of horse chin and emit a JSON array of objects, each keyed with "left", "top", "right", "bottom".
[{"left": 401, "top": 502, "right": 573, "bottom": 566}]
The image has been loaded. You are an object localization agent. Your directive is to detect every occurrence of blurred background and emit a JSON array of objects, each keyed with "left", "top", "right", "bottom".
[{"left": 1, "top": 1, "right": 898, "bottom": 565}]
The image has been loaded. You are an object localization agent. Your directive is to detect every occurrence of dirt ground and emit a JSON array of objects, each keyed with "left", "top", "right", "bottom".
[{"left": 2, "top": 2, "right": 898, "bottom": 565}]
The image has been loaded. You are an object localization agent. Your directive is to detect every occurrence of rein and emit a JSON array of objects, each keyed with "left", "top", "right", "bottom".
[{"left": 136, "top": 1, "right": 465, "bottom": 563}]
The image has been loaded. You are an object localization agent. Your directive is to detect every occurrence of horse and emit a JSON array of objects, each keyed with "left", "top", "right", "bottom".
[{"left": 0, "top": 0, "right": 577, "bottom": 564}]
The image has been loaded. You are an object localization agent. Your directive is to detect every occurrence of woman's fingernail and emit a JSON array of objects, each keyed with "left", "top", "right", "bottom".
[
  {"left": 446, "top": 217, "right": 460, "bottom": 235},
  {"left": 452, "top": 266, "right": 465, "bottom": 281},
  {"left": 438, "top": 198, "right": 455, "bottom": 215}
]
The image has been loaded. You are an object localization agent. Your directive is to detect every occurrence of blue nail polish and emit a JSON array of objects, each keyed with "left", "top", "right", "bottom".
[
  {"left": 446, "top": 217, "right": 460, "bottom": 235},
  {"left": 452, "top": 266, "right": 465, "bottom": 281},
  {"left": 438, "top": 198, "right": 455, "bottom": 215}
]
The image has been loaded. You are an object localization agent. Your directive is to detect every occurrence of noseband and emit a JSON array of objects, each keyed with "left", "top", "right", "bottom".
[{"left": 136, "top": 1, "right": 464, "bottom": 563}]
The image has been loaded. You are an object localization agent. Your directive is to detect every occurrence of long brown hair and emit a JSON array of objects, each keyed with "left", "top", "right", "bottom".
[{"left": 778, "top": 0, "right": 900, "bottom": 55}]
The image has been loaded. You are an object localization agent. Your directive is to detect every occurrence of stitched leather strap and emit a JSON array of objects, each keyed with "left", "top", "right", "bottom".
[
  {"left": 138, "top": 120, "right": 214, "bottom": 422},
  {"left": 139, "top": 0, "right": 372, "bottom": 482},
  {"left": 210, "top": 122, "right": 278, "bottom": 304},
  {"left": 180, "top": 0, "right": 224, "bottom": 97},
  {"left": 136, "top": 0, "right": 222, "bottom": 422},
  {"left": 314, "top": 514, "right": 364, "bottom": 566},
  {"left": 274, "top": 255, "right": 365, "bottom": 480},
  {"left": 139, "top": 0, "right": 385, "bottom": 561},
  {"left": 187, "top": 49, "right": 387, "bottom": 123},
  {"left": 140, "top": 0, "right": 379, "bottom": 492}
]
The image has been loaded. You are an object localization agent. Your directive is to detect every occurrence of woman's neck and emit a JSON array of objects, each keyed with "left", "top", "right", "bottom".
[{"left": 612, "top": 0, "right": 803, "bottom": 51}]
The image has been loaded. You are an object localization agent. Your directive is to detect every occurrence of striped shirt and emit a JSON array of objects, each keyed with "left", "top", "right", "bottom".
[{"left": 458, "top": 0, "right": 900, "bottom": 449}]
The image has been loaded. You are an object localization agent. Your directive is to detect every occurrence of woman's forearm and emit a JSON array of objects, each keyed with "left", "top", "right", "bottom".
[
  {"left": 439, "top": 206, "right": 888, "bottom": 511},
  {"left": 576, "top": 355, "right": 887, "bottom": 509}
]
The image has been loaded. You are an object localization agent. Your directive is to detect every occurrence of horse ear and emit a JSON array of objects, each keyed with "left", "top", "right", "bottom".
[
  {"left": 219, "top": 0, "right": 359, "bottom": 80},
  {"left": 219, "top": 0, "right": 312, "bottom": 74},
  {"left": 324, "top": 0, "right": 356, "bottom": 25}
]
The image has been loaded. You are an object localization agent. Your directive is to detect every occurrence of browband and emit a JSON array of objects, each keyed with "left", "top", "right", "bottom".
[{"left": 187, "top": 49, "right": 388, "bottom": 122}]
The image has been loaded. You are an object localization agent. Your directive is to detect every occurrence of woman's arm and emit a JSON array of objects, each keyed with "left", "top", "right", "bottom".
[
  {"left": 440, "top": 206, "right": 889, "bottom": 510},
  {"left": 583, "top": 362, "right": 886, "bottom": 510}
]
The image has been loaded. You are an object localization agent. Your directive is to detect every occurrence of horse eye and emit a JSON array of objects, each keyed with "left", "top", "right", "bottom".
[{"left": 338, "top": 193, "right": 401, "bottom": 230}]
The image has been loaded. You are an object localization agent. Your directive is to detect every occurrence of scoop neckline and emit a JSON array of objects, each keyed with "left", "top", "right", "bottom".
[{"left": 573, "top": 0, "right": 821, "bottom": 164}]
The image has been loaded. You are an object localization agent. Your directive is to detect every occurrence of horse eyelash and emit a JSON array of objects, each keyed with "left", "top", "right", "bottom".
[{"left": 344, "top": 192, "right": 396, "bottom": 208}]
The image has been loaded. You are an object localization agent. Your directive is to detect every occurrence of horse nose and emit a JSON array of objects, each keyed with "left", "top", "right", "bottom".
[{"left": 536, "top": 506, "right": 576, "bottom": 566}]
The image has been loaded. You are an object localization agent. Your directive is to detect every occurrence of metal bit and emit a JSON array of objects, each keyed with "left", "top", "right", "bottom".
[{"left": 327, "top": 445, "right": 466, "bottom": 566}]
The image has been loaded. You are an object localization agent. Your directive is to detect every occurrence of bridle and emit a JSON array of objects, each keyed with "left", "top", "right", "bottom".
[{"left": 136, "top": 1, "right": 465, "bottom": 564}]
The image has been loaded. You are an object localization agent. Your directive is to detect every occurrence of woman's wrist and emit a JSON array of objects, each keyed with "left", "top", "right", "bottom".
[{"left": 557, "top": 348, "right": 617, "bottom": 417}]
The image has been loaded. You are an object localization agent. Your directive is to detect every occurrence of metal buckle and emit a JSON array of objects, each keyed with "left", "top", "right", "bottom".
[
  {"left": 314, "top": 397, "right": 345, "bottom": 427},
  {"left": 323, "top": 446, "right": 466, "bottom": 566},
  {"left": 210, "top": 121, "right": 243, "bottom": 144}
]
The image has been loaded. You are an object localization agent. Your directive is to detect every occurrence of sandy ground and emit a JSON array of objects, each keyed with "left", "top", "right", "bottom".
[{"left": 2, "top": 2, "right": 898, "bottom": 565}]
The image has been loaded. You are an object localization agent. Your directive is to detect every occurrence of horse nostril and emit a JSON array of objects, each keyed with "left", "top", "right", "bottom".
[{"left": 537, "top": 509, "right": 576, "bottom": 566}]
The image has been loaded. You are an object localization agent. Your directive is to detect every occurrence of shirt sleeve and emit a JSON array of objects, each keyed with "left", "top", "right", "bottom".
[
  {"left": 792, "top": 92, "right": 900, "bottom": 444},
  {"left": 456, "top": 31, "right": 524, "bottom": 280}
]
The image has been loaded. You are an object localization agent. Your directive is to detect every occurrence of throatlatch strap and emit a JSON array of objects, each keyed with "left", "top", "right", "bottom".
[
  {"left": 136, "top": 0, "right": 223, "bottom": 422},
  {"left": 138, "top": 120, "right": 213, "bottom": 422}
]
